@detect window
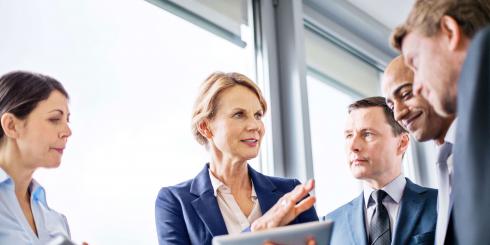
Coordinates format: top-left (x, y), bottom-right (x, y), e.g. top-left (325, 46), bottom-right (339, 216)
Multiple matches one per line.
top-left (307, 74), bottom-right (362, 216)
top-left (304, 26), bottom-right (382, 216)
top-left (0, 0), bottom-right (255, 243)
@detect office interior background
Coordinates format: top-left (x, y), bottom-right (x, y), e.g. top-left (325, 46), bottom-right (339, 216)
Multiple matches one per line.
top-left (0, 0), bottom-right (439, 244)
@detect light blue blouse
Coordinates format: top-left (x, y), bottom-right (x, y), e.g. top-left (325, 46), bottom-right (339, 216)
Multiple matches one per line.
top-left (0, 168), bottom-right (70, 244)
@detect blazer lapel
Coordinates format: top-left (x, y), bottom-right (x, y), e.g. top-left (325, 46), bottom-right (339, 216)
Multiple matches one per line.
top-left (346, 193), bottom-right (368, 245)
top-left (248, 165), bottom-right (283, 214)
top-left (392, 178), bottom-right (426, 245)
top-left (190, 164), bottom-right (228, 237)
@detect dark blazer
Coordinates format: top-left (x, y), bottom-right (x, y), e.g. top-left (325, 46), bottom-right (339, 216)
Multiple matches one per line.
top-left (155, 164), bottom-right (319, 245)
top-left (323, 178), bottom-right (437, 245)
top-left (453, 26), bottom-right (490, 245)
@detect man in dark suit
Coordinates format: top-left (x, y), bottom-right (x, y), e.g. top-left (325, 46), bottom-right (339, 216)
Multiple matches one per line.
top-left (382, 56), bottom-right (456, 245)
top-left (390, 0), bottom-right (490, 244)
top-left (325, 97), bottom-right (437, 245)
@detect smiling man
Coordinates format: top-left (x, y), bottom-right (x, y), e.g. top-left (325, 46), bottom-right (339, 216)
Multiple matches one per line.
top-left (381, 56), bottom-right (454, 144)
top-left (381, 56), bottom-right (455, 245)
top-left (324, 97), bottom-right (437, 245)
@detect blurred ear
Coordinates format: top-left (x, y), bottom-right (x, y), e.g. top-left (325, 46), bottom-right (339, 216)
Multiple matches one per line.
top-left (1, 113), bottom-right (21, 139)
top-left (397, 133), bottom-right (410, 156)
top-left (197, 119), bottom-right (213, 140)
top-left (440, 15), bottom-right (464, 51)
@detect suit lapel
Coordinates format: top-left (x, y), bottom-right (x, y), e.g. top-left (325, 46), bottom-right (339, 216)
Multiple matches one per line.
top-left (190, 164), bottom-right (228, 236)
top-left (346, 193), bottom-right (368, 245)
top-left (248, 165), bottom-right (282, 214)
top-left (393, 178), bottom-right (426, 245)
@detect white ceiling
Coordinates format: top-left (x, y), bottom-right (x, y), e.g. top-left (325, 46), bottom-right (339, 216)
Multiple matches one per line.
top-left (345, 0), bottom-right (414, 29)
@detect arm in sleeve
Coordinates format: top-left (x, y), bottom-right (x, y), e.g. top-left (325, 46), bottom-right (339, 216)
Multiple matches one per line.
top-left (155, 187), bottom-right (191, 245)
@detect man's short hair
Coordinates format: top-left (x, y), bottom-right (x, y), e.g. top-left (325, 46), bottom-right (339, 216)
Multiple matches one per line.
top-left (391, 0), bottom-right (490, 50)
top-left (348, 96), bottom-right (408, 136)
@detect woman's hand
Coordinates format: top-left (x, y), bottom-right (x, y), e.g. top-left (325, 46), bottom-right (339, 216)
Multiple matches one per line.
top-left (251, 179), bottom-right (316, 232)
top-left (263, 237), bottom-right (316, 245)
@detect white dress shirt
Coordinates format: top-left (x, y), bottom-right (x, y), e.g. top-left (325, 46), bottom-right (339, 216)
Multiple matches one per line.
top-left (363, 174), bottom-right (406, 238)
top-left (435, 120), bottom-right (456, 245)
top-left (0, 168), bottom-right (71, 245)
top-left (442, 120), bottom-right (456, 189)
top-left (208, 170), bottom-right (262, 234)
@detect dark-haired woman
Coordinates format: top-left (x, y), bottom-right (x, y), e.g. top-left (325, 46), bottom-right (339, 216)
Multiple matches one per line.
top-left (0, 71), bottom-right (73, 244)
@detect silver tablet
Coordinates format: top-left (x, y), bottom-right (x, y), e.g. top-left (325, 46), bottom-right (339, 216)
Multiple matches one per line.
top-left (212, 221), bottom-right (333, 245)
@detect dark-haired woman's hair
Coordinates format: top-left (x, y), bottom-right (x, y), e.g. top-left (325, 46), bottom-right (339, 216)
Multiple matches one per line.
top-left (0, 71), bottom-right (69, 139)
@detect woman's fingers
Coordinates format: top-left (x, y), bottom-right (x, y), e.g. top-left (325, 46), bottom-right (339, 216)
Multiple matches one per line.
top-left (295, 196), bottom-right (316, 215)
top-left (288, 179), bottom-right (315, 203)
top-left (251, 179), bottom-right (316, 231)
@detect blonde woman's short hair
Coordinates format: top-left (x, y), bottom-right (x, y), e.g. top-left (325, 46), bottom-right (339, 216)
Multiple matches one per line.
top-left (391, 0), bottom-right (490, 51)
top-left (191, 72), bottom-right (267, 145)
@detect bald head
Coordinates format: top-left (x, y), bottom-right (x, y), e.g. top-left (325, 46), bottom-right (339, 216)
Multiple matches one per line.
top-left (384, 56), bottom-right (413, 85)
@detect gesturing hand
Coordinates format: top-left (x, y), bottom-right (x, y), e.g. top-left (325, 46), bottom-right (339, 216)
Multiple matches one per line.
top-left (263, 237), bottom-right (316, 245)
top-left (251, 179), bottom-right (316, 232)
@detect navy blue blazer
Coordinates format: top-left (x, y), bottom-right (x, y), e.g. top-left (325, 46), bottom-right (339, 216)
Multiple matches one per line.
top-left (155, 164), bottom-right (319, 245)
top-left (323, 178), bottom-right (437, 245)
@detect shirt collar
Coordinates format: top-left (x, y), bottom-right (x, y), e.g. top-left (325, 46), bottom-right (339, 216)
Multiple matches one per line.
top-left (30, 178), bottom-right (48, 206)
top-left (363, 174), bottom-right (406, 208)
top-left (0, 167), bottom-right (10, 185)
top-left (434, 120), bottom-right (456, 163)
top-left (209, 169), bottom-right (224, 196)
top-left (208, 169), bottom-right (257, 198)
top-left (0, 167), bottom-right (47, 206)
top-left (444, 119), bottom-right (457, 145)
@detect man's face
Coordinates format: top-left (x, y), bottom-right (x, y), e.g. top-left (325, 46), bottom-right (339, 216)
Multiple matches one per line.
top-left (344, 107), bottom-right (406, 182)
top-left (402, 30), bottom-right (459, 117)
top-left (382, 69), bottom-right (446, 142)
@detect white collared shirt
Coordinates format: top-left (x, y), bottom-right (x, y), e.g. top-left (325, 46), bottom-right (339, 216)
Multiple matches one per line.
top-left (434, 120), bottom-right (457, 245)
top-left (0, 168), bottom-right (71, 245)
top-left (363, 174), bottom-right (406, 237)
top-left (434, 120), bottom-right (456, 197)
top-left (441, 120), bottom-right (457, 184)
top-left (208, 170), bottom-right (262, 234)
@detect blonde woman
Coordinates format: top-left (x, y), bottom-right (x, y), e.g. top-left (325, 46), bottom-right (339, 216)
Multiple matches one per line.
top-left (155, 72), bottom-right (318, 245)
